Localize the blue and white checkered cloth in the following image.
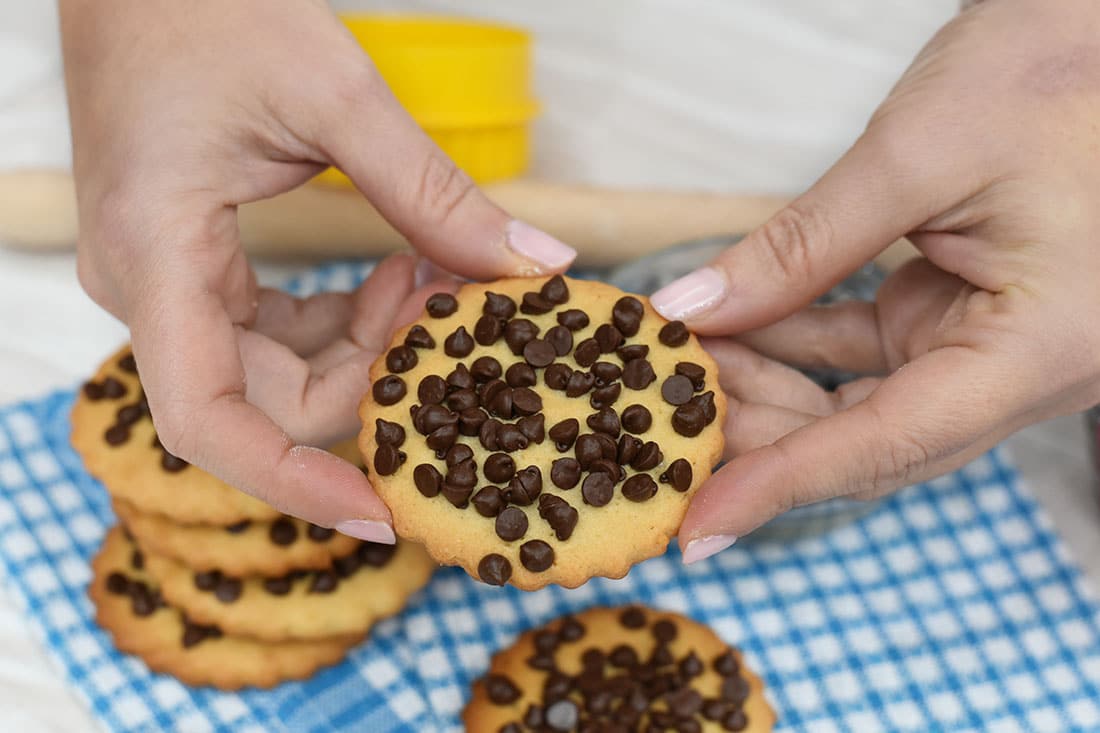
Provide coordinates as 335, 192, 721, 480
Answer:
2, 261, 1100, 732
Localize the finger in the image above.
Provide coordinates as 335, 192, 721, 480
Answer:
651, 124, 978, 333
251, 289, 352, 357
722, 398, 817, 460
703, 338, 837, 417
735, 302, 888, 374
314, 54, 575, 279
679, 340, 1032, 562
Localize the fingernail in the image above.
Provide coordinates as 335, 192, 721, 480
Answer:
334, 519, 395, 544
414, 258, 450, 289
681, 534, 737, 564
506, 220, 577, 272
651, 267, 727, 321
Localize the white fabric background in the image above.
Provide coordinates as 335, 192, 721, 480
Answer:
2, 2, 1097, 731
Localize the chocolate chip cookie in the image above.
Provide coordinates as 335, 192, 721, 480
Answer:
359, 276, 725, 590
465, 605, 775, 732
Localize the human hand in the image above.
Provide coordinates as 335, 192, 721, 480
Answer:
649, 0, 1100, 562
60, 0, 575, 540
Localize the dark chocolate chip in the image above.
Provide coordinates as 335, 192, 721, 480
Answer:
630, 441, 663, 471
426, 293, 458, 318
622, 474, 658, 502
538, 493, 578, 540
263, 576, 294, 596
373, 444, 406, 475
611, 296, 644, 336
473, 315, 503, 346
658, 320, 690, 346
309, 570, 339, 594
713, 649, 740, 676
543, 671, 572, 702
693, 391, 718, 424
667, 688, 703, 718
375, 418, 406, 447
444, 326, 475, 358
574, 434, 603, 470
591, 361, 622, 386
417, 375, 447, 405
414, 404, 458, 435
540, 274, 570, 304
560, 616, 585, 641
130, 549, 144, 570
446, 363, 476, 392
520, 540, 555, 572
458, 407, 488, 436
521, 291, 554, 315
661, 374, 695, 406
548, 418, 580, 451
404, 324, 436, 349
620, 606, 646, 628
484, 291, 517, 319
118, 353, 138, 373
332, 552, 361, 578
478, 418, 502, 451
160, 452, 188, 473
680, 651, 704, 678
723, 709, 749, 731
372, 375, 407, 405
446, 388, 480, 413
517, 414, 546, 444
565, 370, 596, 397
268, 518, 298, 546
660, 458, 694, 492
116, 404, 143, 426
214, 577, 242, 604
617, 343, 650, 362
441, 482, 473, 509
479, 378, 507, 407
557, 309, 589, 331
478, 553, 512, 586
472, 486, 506, 517
182, 622, 212, 648
621, 404, 652, 434
676, 361, 707, 391
543, 363, 572, 390
308, 524, 335, 542
524, 704, 545, 728
573, 338, 601, 368
484, 453, 516, 483
590, 458, 622, 482
550, 458, 581, 489
446, 459, 477, 488
512, 387, 542, 416
535, 630, 561, 654
672, 402, 706, 437
589, 383, 621, 410
581, 473, 614, 506
497, 423, 529, 452
594, 324, 624, 353
586, 408, 621, 436
544, 699, 579, 732
104, 424, 130, 446
622, 359, 656, 390
504, 319, 540, 355
609, 644, 639, 668
102, 377, 127, 399
358, 541, 396, 567
82, 381, 105, 400
505, 362, 537, 388
385, 345, 418, 373
130, 584, 158, 616
445, 443, 475, 467
523, 339, 556, 368
485, 673, 522, 705
106, 572, 129, 595
413, 463, 443, 497
721, 675, 749, 704
426, 424, 459, 455
545, 326, 574, 357
617, 434, 642, 466
470, 356, 503, 383
505, 466, 542, 505
495, 507, 529, 542
194, 570, 221, 591
594, 432, 618, 459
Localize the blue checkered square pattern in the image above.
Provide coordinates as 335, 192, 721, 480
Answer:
1, 261, 1099, 732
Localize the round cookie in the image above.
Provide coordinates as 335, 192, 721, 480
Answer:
465, 606, 775, 732
358, 275, 726, 590
90, 526, 358, 690
113, 498, 361, 576
142, 537, 436, 642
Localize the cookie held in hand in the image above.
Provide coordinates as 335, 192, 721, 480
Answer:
359, 275, 725, 590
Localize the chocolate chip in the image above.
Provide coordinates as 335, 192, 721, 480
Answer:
520, 540, 555, 572
445, 459, 477, 489
609, 644, 638, 667
524, 704, 545, 728
676, 361, 707, 391
591, 361, 622, 386
263, 576, 294, 595
549, 418, 579, 451
417, 375, 446, 405
104, 424, 130, 445
622, 359, 656, 390
540, 274, 570, 304
504, 318, 540, 355
660, 458, 694, 492
721, 675, 749, 704
693, 391, 718, 424
374, 418, 406, 447
574, 434, 603, 469
617, 344, 650, 362
404, 324, 436, 349
594, 324, 624, 353
268, 518, 298, 546
106, 572, 129, 595
506, 466, 542, 505
471, 315, 502, 347
543, 671, 572, 702
116, 353, 138, 373
495, 507, 529, 541
586, 408, 621, 436
487, 384, 515, 418
661, 374, 695, 406
617, 434, 642, 465
182, 622, 211, 647
441, 482, 473, 508
385, 345, 418, 374
550, 458, 581, 489
544, 699, 579, 732
307, 524, 335, 542
619, 405, 652, 435
484, 453, 516, 483
581, 473, 614, 506
573, 338, 600, 368
517, 414, 546, 444
467, 357, 500, 385
672, 402, 706, 437
557, 309, 589, 330
457, 407, 488, 436
331, 551, 361, 577
723, 709, 749, 731
425, 424, 458, 456
358, 541, 396, 567
631, 441, 663, 471
446, 443, 475, 467
194, 570, 220, 591
590, 458, 622, 482
446, 388, 480, 413
478, 554, 512, 585
485, 673, 522, 704
446, 363, 476, 392
612, 296, 645, 336
680, 651, 704, 678
214, 577, 242, 603
523, 339, 556, 368
512, 387, 543, 416
426, 293, 458, 318
667, 688, 703, 718
102, 377, 127, 399
160, 452, 188, 473
478, 418, 502, 451
374, 444, 406, 475
308, 570, 339, 594
505, 363, 537, 388
538, 328, 571, 359
544, 363, 572, 390
472, 486, 506, 517
479, 378, 507, 405
444, 326, 475, 357
521, 291, 554, 315
622, 474, 658, 502
414, 404, 457, 435
565, 370, 596, 397
559, 615, 585, 641
658, 320, 690, 346
82, 381, 105, 400
130, 549, 144, 570
130, 584, 158, 616
413, 463, 442, 497
372, 375, 407, 405
590, 383, 621, 410
538, 493, 579, 540
116, 404, 143, 426
484, 291, 517, 319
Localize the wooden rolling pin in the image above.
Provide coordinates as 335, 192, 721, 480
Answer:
0, 169, 916, 268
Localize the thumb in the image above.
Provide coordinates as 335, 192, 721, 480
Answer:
651, 128, 957, 334
320, 64, 575, 280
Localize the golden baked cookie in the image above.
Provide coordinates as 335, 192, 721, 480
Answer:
141, 537, 436, 642
358, 275, 725, 590
89, 526, 357, 690
464, 606, 775, 732
113, 498, 361, 576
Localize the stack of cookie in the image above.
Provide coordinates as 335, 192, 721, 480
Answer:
74, 347, 436, 690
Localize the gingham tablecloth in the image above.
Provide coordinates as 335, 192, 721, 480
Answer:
2, 262, 1100, 732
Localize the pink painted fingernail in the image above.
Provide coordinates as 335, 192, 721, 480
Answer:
651, 267, 727, 321
682, 534, 737, 564
506, 220, 577, 272
334, 519, 395, 544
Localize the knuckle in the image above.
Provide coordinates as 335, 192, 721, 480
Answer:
414, 151, 476, 226
755, 201, 832, 288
